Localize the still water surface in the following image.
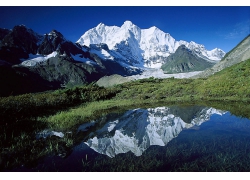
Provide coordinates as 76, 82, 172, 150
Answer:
7, 105, 250, 171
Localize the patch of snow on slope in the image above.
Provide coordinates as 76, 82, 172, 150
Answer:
89, 48, 114, 60
71, 54, 97, 65
101, 49, 114, 60
21, 51, 57, 66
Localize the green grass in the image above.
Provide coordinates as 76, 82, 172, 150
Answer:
38, 99, 143, 130
2, 58, 250, 130
0, 120, 75, 171
0, 84, 121, 125
2, 52, 250, 171
115, 58, 250, 102
196, 58, 250, 99
38, 98, 190, 130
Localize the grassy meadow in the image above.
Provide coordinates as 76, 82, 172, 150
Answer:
1, 58, 250, 130
1, 58, 250, 171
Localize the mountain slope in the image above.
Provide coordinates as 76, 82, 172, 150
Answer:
196, 57, 250, 99
0, 25, 141, 96
0, 62, 55, 96
161, 45, 215, 73
0, 28, 11, 41
194, 34, 250, 78
77, 20, 225, 68
0, 25, 43, 64
0, 22, 227, 96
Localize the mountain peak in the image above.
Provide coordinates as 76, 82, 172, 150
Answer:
48, 29, 64, 38
17, 24, 26, 27
212, 48, 224, 52
97, 22, 105, 28
161, 43, 215, 73
178, 44, 188, 50
77, 21, 226, 68
13, 24, 29, 32
147, 26, 160, 34
0, 28, 11, 40
122, 20, 134, 28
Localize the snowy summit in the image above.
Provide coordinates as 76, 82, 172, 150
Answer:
77, 20, 226, 69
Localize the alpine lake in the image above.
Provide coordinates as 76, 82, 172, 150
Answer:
1, 101, 250, 172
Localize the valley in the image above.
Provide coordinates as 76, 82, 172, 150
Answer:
0, 21, 225, 96
1, 20, 250, 172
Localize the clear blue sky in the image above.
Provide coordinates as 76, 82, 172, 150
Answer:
0, 6, 249, 52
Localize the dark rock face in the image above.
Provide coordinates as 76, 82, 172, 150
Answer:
0, 26, 102, 96
28, 56, 103, 88
0, 46, 28, 64
37, 30, 94, 59
0, 28, 11, 41
38, 30, 65, 55
0, 25, 42, 64
0, 25, 142, 96
161, 45, 215, 73
1, 25, 42, 54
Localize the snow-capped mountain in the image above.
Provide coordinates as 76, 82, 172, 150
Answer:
0, 25, 142, 96
0, 23, 226, 96
81, 106, 225, 158
77, 21, 226, 68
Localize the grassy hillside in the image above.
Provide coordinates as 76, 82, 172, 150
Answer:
197, 58, 250, 98
2, 59, 250, 170
114, 58, 250, 101
1, 58, 250, 130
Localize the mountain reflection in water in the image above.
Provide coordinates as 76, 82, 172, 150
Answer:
80, 106, 225, 157
10, 104, 250, 172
